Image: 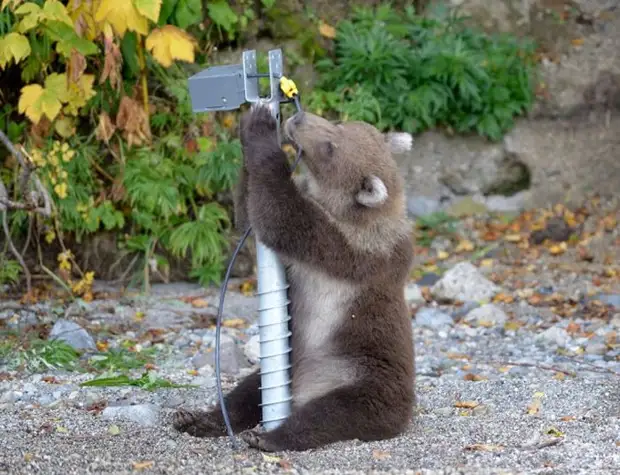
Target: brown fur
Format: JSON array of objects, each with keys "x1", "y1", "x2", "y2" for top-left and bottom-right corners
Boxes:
[{"x1": 173, "y1": 107, "x2": 415, "y2": 452}]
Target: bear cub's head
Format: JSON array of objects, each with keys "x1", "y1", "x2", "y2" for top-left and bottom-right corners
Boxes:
[{"x1": 285, "y1": 111, "x2": 405, "y2": 222}]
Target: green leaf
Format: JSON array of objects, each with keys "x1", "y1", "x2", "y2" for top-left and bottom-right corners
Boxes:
[
  {"x1": 120, "y1": 31, "x2": 141, "y2": 78},
  {"x1": 207, "y1": 0, "x2": 238, "y2": 32},
  {"x1": 44, "y1": 20, "x2": 99, "y2": 56},
  {"x1": 173, "y1": 0, "x2": 202, "y2": 29},
  {"x1": 158, "y1": 0, "x2": 178, "y2": 25},
  {"x1": 134, "y1": 0, "x2": 162, "y2": 23}
]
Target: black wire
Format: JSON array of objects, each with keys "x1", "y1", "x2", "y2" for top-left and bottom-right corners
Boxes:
[{"x1": 215, "y1": 96, "x2": 302, "y2": 449}]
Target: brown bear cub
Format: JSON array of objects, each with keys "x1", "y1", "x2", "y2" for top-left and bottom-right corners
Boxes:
[{"x1": 173, "y1": 106, "x2": 415, "y2": 452}]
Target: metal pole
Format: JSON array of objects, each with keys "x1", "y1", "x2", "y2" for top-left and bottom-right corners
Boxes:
[
  {"x1": 188, "y1": 49, "x2": 293, "y2": 432},
  {"x1": 251, "y1": 50, "x2": 292, "y2": 430}
]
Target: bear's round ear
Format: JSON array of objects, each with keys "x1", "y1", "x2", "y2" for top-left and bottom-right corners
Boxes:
[
  {"x1": 356, "y1": 175, "x2": 388, "y2": 208},
  {"x1": 322, "y1": 141, "x2": 336, "y2": 157}
]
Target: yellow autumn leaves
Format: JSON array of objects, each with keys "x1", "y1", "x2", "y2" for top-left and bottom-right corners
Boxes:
[{"x1": 1, "y1": 0, "x2": 197, "y2": 124}]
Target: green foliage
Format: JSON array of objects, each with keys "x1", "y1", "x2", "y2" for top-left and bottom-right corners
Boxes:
[
  {"x1": 87, "y1": 347, "x2": 157, "y2": 372},
  {"x1": 415, "y1": 211, "x2": 459, "y2": 247},
  {"x1": 80, "y1": 371, "x2": 195, "y2": 390},
  {"x1": 313, "y1": 4, "x2": 537, "y2": 140},
  {"x1": 1, "y1": 338, "x2": 80, "y2": 372},
  {"x1": 0, "y1": 258, "x2": 22, "y2": 285}
]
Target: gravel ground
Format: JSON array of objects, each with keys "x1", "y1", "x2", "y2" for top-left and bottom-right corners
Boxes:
[{"x1": 2, "y1": 201, "x2": 620, "y2": 474}]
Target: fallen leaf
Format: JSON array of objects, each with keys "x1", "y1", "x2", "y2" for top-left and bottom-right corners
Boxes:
[
  {"x1": 463, "y1": 373, "x2": 487, "y2": 382},
  {"x1": 240, "y1": 279, "x2": 256, "y2": 296},
  {"x1": 134, "y1": 311, "x2": 145, "y2": 321},
  {"x1": 318, "y1": 21, "x2": 336, "y2": 39},
  {"x1": 108, "y1": 424, "x2": 120, "y2": 435},
  {"x1": 42, "y1": 376, "x2": 61, "y2": 384},
  {"x1": 560, "y1": 416, "x2": 576, "y2": 422},
  {"x1": 549, "y1": 242, "x2": 567, "y2": 255},
  {"x1": 437, "y1": 250, "x2": 449, "y2": 260},
  {"x1": 372, "y1": 449, "x2": 391, "y2": 460},
  {"x1": 261, "y1": 453, "x2": 281, "y2": 463},
  {"x1": 527, "y1": 392, "x2": 544, "y2": 415},
  {"x1": 454, "y1": 400, "x2": 479, "y2": 409},
  {"x1": 455, "y1": 239, "x2": 475, "y2": 252},
  {"x1": 480, "y1": 258, "x2": 494, "y2": 267},
  {"x1": 222, "y1": 318, "x2": 247, "y2": 329},
  {"x1": 546, "y1": 427, "x2": 564, "y2": 437},
  {"x1": 571, "y1": 37, "x2": 584, "y2": 46},
  {"x1": 55, "y1": 426, "x2": 68, "y2": 433},
  {"x1": 132, "y1": 461, "x2": 154, "y2": 470},
  {"x1": 504, "y1": 234, "x2": 523, "y2": 242},
  {"x1": 96, "y1": 341, "x2": 109, "y2": 352},
  {"x1": 191, "y1": 298, "x2": 210, "y2": 309},
  {"x1": 464, "y1": 443, "x2": 504, "y2": 452},
  {"x1": 187, "y1": 369, "x2": 198, "y2": 376}
]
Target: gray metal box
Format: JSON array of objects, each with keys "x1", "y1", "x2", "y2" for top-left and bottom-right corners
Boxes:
[{"x1": 188, "y1": 64, "x2": 249, "y2": 112}]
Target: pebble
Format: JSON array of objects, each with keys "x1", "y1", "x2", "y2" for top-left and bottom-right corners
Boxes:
[
  {"x1": 205, "y1": 334, "x2": 250, "y2": 374},
  {"x1": 415, "y1": 308, "x2": 454, "y2": 328},
  {"x1": 244, "y1": 335, "x2": 261, "y2": 364},
  {"x1": 464, "y1": 304, "x2": 508, "y2": 327},
  {"x1": 405, "y1": 283, "x2": 425, "y2": 303},
  {"x1": 593, "y1": 294, "x2": 620, "y2": 309},
  {"x1": 431, "y1": 262, "x2": 500, "y2": 302},
  {"x1": 585, "y1": 341, "x2": 608, "y2": 355},
  {"x1": 101, "y1": 403, "x2": 161, "y2": 427},
  {"x1": 536, "y1": 326, "x2": 570, "y2": 348},
  {"x1": 49, "y1": 319, "x2": 96, "y2": 351}
]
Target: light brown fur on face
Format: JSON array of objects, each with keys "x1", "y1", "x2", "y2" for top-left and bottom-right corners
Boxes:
[{"x1": 173, "y1": 106, "x2": 415, "y2": 452}]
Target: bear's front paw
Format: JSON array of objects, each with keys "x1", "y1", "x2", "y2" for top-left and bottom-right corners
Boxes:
[
  {"x1": 240, "y1": 105, "x2": 278, "y2": 146},
  {"x1": 240, "y1": 429, "x2": 282, "y2": 452},
  {"x1": 172, "y1": 408, "x2": 225, "y2": 438}
]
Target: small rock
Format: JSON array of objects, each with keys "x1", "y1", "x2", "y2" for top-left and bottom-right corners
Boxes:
[
  {"x1": 435, "y1": 407, "x2": 453, "y2": 417},
  {"x1": 595, "y1": 294, "x2": 620, "y2": 309},
  {"x1": 407, "y1": 195, "x2": 442, "y2": 218},
  {"x1": 190, "y1": 352, "x2": 212, "y2": 370},
  {"x1": 415, "y1": 308, "x2": 454, "y2": 328},
  {"x1": 431, "y1": 262, "x2": 500, "y2": 302},
  {"x1": 0, "y1": 391, "x2": 20, "y2": 404},
  {"x1": 49, "y1": 319, "x2": 96, "y2": 351},
  {"x1": 244, "y1": 335, "x2": 260, "y2": 365},
  {"x1": 101, "y1": 403, "x2": 160, "y2": 427},
  {"x1": 405, "y1": 283, "x2": 425, "y2": 304},
  {"x1": 205, "y1": 334, "x2": 249, "y2": 374},
  {"x1": 585, "y1": 341, "x2": 608, "y2": 355},
  {"x1": 464, "y1": 304, "x2": 508, "y2": 327},
  {"x1": 536, "y1": 326, "x2": 570, "y2": 348},
  {"x1": 484, "y1": 191, "x2": 530, "y2": 213}
]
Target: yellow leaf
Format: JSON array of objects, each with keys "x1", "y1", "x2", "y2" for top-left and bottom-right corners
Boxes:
[
  {"x1": 95, "y1": 0, "x2": 149, "y2": 37},
  {"x1": 0, "y1": 32, "x2": 31, "y2": 68},
  {"x1": 2, "y1": 0, "x2": 22, "y2": 12},
  {"x1": 571, "y1": 37, "x2": 584, "y2": 46},
  {"x1": 42, "y1": 0, "x2": 73, "y2": 25},
  {"x1": 18, "y1": 84, "x2": 54, "y2": 123},
  {"x1": 480, "y1": 258, "x2": 494, "y2": 267},
  {"x1": 318, "y1": 21, "x2": 336, "y2": 39},
  {"x1": 108, "y1": 424, "x2": 121, "y2": 435},
  {"x1": 454, "y1": 400, "x2": 479, "y2": 409},
  {"x1": 504, "y1": 234, "x2": 522, "y2": 242},
  {"x1": 54, "y1": 116, "x2": 75, "y2": 138},
  {"x1": 261, "y1": 453, "x2": 281, "y2": 463},
  {"x1": 64, "y1": 73, "x2": 96, "y2": 115},
  {"x1": 546, "y1": 427, "x2": 564, "y2": 437},
  {"x1": 134, "y1": 0, "x2": 161, "y2": 23},
  {"x1": 437, "y1": 250, "x2": 449, "y2": 260},
  {"x1": 191, "y1": 298, "x2": 210, "y2": 308},
  {"x1": 14, "y1": 2, "x2": 43, "y2": 33},
  {"x1": 132, "y1": 461, "x2": 154, "y2": 470},
  {"x1": 44, "y1": 72, "x2": 70, "y2": 103},
  {"x1": 455, "y1": 239, "x2": 475, "y2": 252},
  {"x1": 372, "y1": 450, "x2": 391, "y2": 460},
  {"x1": 549, "y1": 242, "x2": 567, "y2": 255},
  {"x1": 145, "y1": 25, "x2": 196, "y2": 68},
  {"x1": 222, "y1": 318, "x2": 247, "y2": 329}
]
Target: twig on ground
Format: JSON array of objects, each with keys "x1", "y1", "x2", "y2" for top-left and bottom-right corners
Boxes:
[{"x1": 492, "y1": 361, "x2": 577, "y2": 377}]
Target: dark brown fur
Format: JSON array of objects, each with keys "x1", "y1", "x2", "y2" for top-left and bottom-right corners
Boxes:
[{"x1": 173, "y1": 107, "x2": 415, "y2": 452}]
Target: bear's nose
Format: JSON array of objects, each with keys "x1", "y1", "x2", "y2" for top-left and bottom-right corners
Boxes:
[{"x1": 291, "y1": 111, "x2": 305, "y2": 126}]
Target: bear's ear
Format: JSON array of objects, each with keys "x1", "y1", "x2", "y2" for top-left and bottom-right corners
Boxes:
[
  {"x1": 384, "y1": 132, "x2": 413, "y2": 154},
  {"x1": 356, "y1": 175, "x2": 388, "y2": 208},
  {"x1": 321, "y1": 141, "x2": 336, "y2": 157}
]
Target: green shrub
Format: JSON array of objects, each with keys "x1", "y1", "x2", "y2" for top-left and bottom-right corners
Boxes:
[{"x1": 312, "y1": 4, "x2": 538, "y2": 140}]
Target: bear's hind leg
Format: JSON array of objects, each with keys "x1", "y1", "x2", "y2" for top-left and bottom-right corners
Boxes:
[
  {"x1": 240, "y1": 381, "x2": 412, "y2": 451},
  {"x1": 173, "y1": 370, "x2": 261, "y2": 437}
]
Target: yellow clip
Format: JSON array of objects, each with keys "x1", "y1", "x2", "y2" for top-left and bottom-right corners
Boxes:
[{"x1": 279, "y1": 76, "x2": 298, "y2": 99}]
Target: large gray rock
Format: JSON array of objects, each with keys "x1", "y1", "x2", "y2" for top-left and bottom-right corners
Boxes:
[
  {"x1": 49, "y1": 319, "x2": 96, "y2": 351},
  {"x1": 101, "y1": 404, "x2": 161, "y2": 427},
  {"x1": 431, "y1": 262, "x2": 501, "y2": 302}
]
